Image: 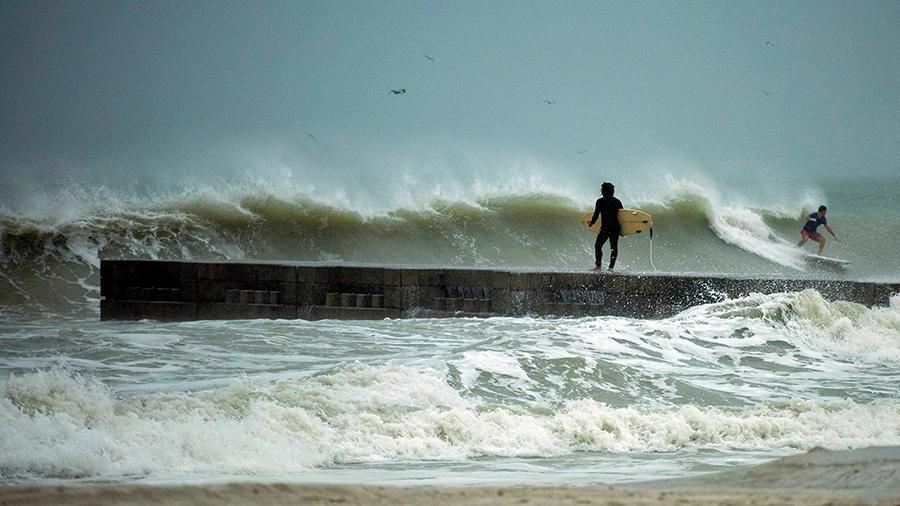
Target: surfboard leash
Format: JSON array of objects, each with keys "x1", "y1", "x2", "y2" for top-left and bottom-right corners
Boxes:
[{"x1": 649, "y1": 227, "x2": 657, "y2": 270}]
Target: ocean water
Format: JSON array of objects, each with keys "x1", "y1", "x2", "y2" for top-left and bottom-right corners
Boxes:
[{"x1": 1, "y1": 177, "x2": 899, "y2": 486}]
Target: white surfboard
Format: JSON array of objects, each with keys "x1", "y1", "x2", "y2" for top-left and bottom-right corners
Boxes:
[{"x1": 802, "y1": 253, "x2": 850, "y2": 266}]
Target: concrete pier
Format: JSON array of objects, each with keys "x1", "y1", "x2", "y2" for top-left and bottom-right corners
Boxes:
[{"x1": 100, "y1": 260, "x2": 899, "y2": 321}]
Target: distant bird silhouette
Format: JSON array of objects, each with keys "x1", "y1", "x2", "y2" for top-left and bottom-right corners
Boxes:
[
  {"x1": 305, "y1": 132, "x2": 318, "y2": 142},
  {"x1": 763, "y1": 90, "x2": 771, "y2": 96},
  {"x1": 544, "y1": 99, "x2": 556, "y2": 105},
  {"x1": 577, "y1": 150, "x2": 587, "y2": 155},
  {"x1": 424, "y1": 55, "x2": 435, "y2": 62},
  {"x1": 389, "y1": 88, "x2": 407, "y2": 95},
  {"x1": 765, "y1": 40, "x2": 775, "y2": 47}
]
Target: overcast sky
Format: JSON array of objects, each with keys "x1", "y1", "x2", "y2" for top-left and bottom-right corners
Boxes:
[{"x1": 2, "y1": 0, "x2": 898, "y2": 207}]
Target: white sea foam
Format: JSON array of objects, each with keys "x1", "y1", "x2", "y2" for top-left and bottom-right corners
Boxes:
[
  {"x1": 690, "y1": 290, "x2": 900, "y2": 364},
  {"x1": 2, "y1": 364, "x2": 898, "y2": 480}
]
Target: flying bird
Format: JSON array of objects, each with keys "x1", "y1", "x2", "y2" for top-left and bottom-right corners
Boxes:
[
  {"x1": 305, "y1": 132, "x2": 318, "y2": 142},
  {"x1": 424, "y1": 55, "x2": 435, "y2": 62},
  {"x1": 577, "y1": 150, "x2": 587, "y2": 155},
  {"x1": 763, "y1": 90, "x2": 771, "y2": 96},
  {"x1": 765, "y1": 40, "x2": 775, "y2": 47},
  {"x1": 544, "y1": 99, "x2": 556, "y2": 105},
  {"x1": 389, "y1": 88, "x2": 407, "y2": 95}
]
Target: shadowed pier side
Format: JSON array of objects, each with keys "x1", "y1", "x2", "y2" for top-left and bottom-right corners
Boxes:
[{"x1": 99, "y1": 260, "x2": 899, "y2": 321}]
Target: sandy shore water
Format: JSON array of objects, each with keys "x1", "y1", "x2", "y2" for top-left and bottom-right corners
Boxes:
[
  {"x1": 2, "y1": 447, "x2": 898, "y2": 506},
  {"x1": 0, "y1": 483, "x2": 879, "y2": 506}
]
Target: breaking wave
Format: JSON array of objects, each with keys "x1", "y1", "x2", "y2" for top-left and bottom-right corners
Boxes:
[
  {"x1": 2, "y1": 365, "x2": 898, "y2": 480},
  {"x1": 3, "y1": 179, "x2": 889, "y2": 315}
]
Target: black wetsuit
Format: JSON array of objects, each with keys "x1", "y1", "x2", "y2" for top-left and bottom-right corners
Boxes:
[{"x1": 589, "y1": 196, "x2": 623, "y2": 268}]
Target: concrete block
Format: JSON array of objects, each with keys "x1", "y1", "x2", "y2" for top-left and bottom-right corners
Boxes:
[
  {"x1": 356, "y1": 293, "x2": 371, "y2": 308},
  {"x1": 334, "y1": 267, "x2": 384, "y2": 285},
  {"x1": 474, "y1": 299, "x2": 492, "y2": 313},
  {"x1": 441, "y1": 269, "x2": 489, "y2": 287},
  {"x1": 382, "y1": 287, "x2": 400, "y2": 308},
  {"x1": 371, "y1": 294, "x2": 383, "y2": 308},
  {"x1": 100, "y1": 261, "x2": 115, "y2": 280},
  {"x1": 111, "y1": 260, "x2": 137, "y2": 279},
  {"x1": 180, "y1": 263, "x2": 198, "y2": 280},
  {"x1": 506, "y1": 273, "x2": 533, "y2": 291},
  {"x1": 546, "y1": 272, "x2": 586, "y2": 289},
  {"x1": 100, "y1": 276, "x2": 127, "y2": 300},
  {"x1": 162, "y1": 288, "x2": 182, "y2": 302},
  {"x1": 253, "y1": 290, "x2": 268, "y2": 304},
  {"x1": 293, "y1": 283, "x2": 313, "y2": 306},
  {"x1": 490, "y1": 288, "x2": 513, "y2": 315},
  {"x1": 400, "y1": 269, "x2": 426, "y2": 287},
  {"x1": 226, "y1": 289, "x2": 240, "y2": 304},
  {"x1": 197, "y1": 302, "x2": 297, "y2": 320},
  {"x1": 198, "y1": 263, "x2": 229, "y2": 280},
  {"x1": 177, "y1": 279, "x2": 197, "y2": 302},
  {"x1": 223, "y1": 264, "x2": 252, "y2": 281},
  {"x1": 256, "y1": 264, "x2": 297, "y2": 283},
  {"x1": 383, "y1": 268, "x2": 402, "y2": 286},
  {"x1": 119, "y1": 261, "x2": 181, "y2": 287},
  {"x1": 276, "y1": 283, "x2": 296, "y2": 305},
  {"x1": 313, "y1": 267, "x2": 338, "y2": 284},
  {"x1": 340, "y1": 293, "x2": 354, "y2": 307},
  {"x1": 198, "y1": 280, "x2": 228, "y2": 302},
  {"x1": 101, "y1": 300, "x2": 198, "y2": 321},
  {"x1": 296, "y1": 266, "x2": 316, "y2": 283},
  {"x1": 325, "y1": 292, "x2": 340, "y2": 306},
  {"x1": 157, "y1": 261, "x2": 183, "y2": 283}
]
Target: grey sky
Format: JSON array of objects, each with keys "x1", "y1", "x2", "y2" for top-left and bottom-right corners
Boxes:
[{"x1": 2, "y1": 0, "x2": 898, "y2": 208}]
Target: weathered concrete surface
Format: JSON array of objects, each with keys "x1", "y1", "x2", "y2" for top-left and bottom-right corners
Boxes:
[{"x1": 100, "y1": 260, "x2": 900, "y2": 321}]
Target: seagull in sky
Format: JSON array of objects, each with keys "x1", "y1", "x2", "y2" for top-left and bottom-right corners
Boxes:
[
  {"x1": 305, "y1": 132, "x2": 318, "y2": 142},
  {"x1": 763, "y1": 90, "x2": 771, "y2": 96},
  {"x1": 544, "y1": 99, "x2": 556, "y2": 105},
  {"x1": 389, "y1": 88, "x2": 407, "y2": 95},
  {"x1": 424, "y1": 55, "x2": 435, "y2": 62},
  {"x1": 765, "y1": 40, "x2": 775, "y2": 47},
  {"x1": 577, "y1": 150, "x2": 587, "y2": 155}
]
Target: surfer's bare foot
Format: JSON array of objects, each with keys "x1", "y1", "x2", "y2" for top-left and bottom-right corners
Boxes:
[
  {"x1": 590, "y1": 266, "x2": 602, "y2": 272},
  {"x1": 607, "y1": 267, "x2": 614, "y2": 272}
]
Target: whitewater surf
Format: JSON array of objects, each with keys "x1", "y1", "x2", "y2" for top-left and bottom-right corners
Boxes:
[{"x1": 1, "y1": 180, "x2": 898, "y2": 491}]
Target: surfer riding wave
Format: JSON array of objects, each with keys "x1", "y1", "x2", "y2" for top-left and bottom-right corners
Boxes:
[{"x1": 797, "y1": 205, "x2": 840, "y2": 256}]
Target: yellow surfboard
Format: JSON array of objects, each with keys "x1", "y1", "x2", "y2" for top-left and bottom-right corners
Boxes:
[{"x1": 580, "y1": 209, "x2": 653, "y2": 236}]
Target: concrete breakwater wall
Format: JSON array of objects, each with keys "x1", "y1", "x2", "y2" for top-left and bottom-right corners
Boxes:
[{"x1": 99, "y1": 260, "x2": 899, "y2": 321}]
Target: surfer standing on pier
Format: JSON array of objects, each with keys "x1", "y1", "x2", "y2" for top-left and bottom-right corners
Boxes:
[
  {"x1": 589, "y1": 182, "x2": 623, "y2": 272},
  {"x1": 797, "y1": 205, "x2": 840, "y2": 256}
]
